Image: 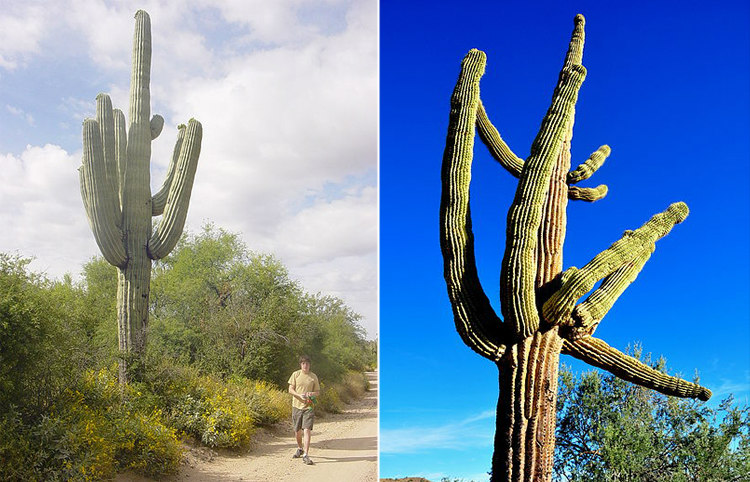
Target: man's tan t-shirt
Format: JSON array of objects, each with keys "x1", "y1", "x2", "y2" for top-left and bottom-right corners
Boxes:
[{"x1": 288, "y1": 369, "x2": 320, "y2": 410}]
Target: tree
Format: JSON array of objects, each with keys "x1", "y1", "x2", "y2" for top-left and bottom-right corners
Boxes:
[
  {"x1": 555, "y1": 352, "x2": 750, "y2": 481},
  {"x1": 147, "y1": 224, "x2": 371, "y2": 386},
  {"x1": 439, "y1": 14, "x2": 710, "y2": 481}
]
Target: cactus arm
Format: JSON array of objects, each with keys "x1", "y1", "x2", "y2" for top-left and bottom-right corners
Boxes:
[
  {"x1": 499, "y1": 31, "x2": 587, "y2": 339},
  {"x1": 147, "y1": 119, "x2": 202, "y2": 260},
  {"x1": 95, "y1": 94, "x2": 122, "y2": 225},
  {"x1": 113, "y1": 109, "x2": 127, "y2": 207},
  {"x1": 151, "y1": 124, "x2": 185, "y2": 216},
  {"x1": 568, "y1": 184, "x2": 608, "y2": 202},
  {"x1": 476, "y1": 100, "x2": 524, "y2": 177},
  {"x1": 562, "y1": 336, "x2": 712, "y2": 401},
  {"x1": 567, "y1": 145, "x2": 611, "y2": 184},
  {"x1": 566, "y1": 249, "x2": 652, "y2": 340},
  {"x1": 542, "y1": 202, "x2": 688, "y2": 325},
  {"x1": 440, "y1": 49, "x2": 509, "y2": 360},
  {"x1": 80, "y1": 119, "x2": 127, "y2": 267},
  {"x1": 150, "y1": 114, "x2": 164, "y2": 140}
]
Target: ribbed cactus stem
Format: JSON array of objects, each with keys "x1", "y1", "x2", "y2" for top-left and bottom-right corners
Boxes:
[
  {"x1": 542, "y1": 202, "x2": 688, "y2": 325},
  {"x1": 439, "y1": 14, "x2": 711, "y2": 482},
  {"x1": 567, "y1": 248, "x2": 652, "y2": 339},
  {"x1": 500, "y1": 63, "x2": 586, "y2": 339},
  {"x1": 568, "y1": 145, "x2": 611, "y2": 184},
  {"x1": 78, "y1": 10, "x2": 202, "y2": 386},
  {"x1": 476, "y1": 100, "x2": 524, "y2": 177},
  {"x1": 562, "y1": 337, "x2": 712, "y2": 401},
  {"x1": 80, "y1": 120, "x2": 127, "y2": 268},
  {"x1": 152, "y1": 124, "x2": 186, "y2": 215},
  {"x1": 567, "y1": 184, "x2": 608, "y2": 201},
  {"x1": 148, "y1": 119, "x2": 203, "y2": 259},
  {"x1": 440, "y1": 49, "x2": 507, "y2": 360}
]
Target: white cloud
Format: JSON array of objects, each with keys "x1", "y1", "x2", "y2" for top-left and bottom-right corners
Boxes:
[
  {"x1": 0, "y1": 0, "x2": 377, "y2": 337},
  {"x1": 380, "y1": 410, "x2": 496, "y2": 454},
  {"x1": 6, "y1": 105, "x2": 34, "y2": 125},
  {"x1": 0, "y1": 4, "x2": 47, "y2": 69}
]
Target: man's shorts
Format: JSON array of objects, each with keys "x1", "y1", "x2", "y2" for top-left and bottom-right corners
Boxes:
[{"x1": 292, "y1": 407, "x2": 315, "y2": 431}]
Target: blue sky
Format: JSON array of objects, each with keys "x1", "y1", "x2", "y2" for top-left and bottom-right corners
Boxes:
[
  {"x1": 0, "y1": 0, "x2": 378, "y2": 338},
  {"x1": 380, "y1": 1, "x2": 749, "y2": 480}
]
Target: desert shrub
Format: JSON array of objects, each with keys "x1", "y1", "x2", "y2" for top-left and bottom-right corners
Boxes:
[
  {"x1": 114, "y1": 409, "x2": 182, "y2": 478},
  {"x1": 315, "y1": 371, "x2": 369, "y2": 414},
  {"x1": 231, "y1": 378, "x2": 290, "y2": 426},
  {"x1": 0, "y1": 367, "x2": 182, "y2": 481},
  {"x1": 317, "y1": 381, "x2": 343, "y2": 414},
  {"x1": 169, "y1": 375, "x2": 255, "y2": 448}
]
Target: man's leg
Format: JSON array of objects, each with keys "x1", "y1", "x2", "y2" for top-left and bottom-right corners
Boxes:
[
  {"x1": 303, "y1": 428, "x2": 311, "y2": 454},
  {"x1": 296, "y1": 429, "x2": 304, "y2": 449},
  {"x1": 292, "y1": 408, "x2": 304, "y2": 458}
]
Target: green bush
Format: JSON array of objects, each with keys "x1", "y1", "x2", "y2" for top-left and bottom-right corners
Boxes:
[{"x1": 169, "y1": 375, "x2": 256, "y2": 448}]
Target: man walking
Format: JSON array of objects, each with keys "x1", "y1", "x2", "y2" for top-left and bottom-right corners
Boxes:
[{"x1": 288, "y1": 355, "x2": 320, "y2": 465}]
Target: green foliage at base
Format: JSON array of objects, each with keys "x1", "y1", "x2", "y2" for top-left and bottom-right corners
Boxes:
[
  {"x1": 0, "y1": 225, "x2": 374, "y2": 479},
  {"x1": 316, "y1": 371, "x2": 369, "y2": 414},
  {"x1": 555, "y1": 347, "x2": 750, "y2": 481},
  {"x1": 0, "y1": 367, "x2": 181, "y2": 481}
]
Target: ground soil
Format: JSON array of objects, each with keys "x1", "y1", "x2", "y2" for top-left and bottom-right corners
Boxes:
[
  {"x1": 116, "y1": 371, "x2": 378, "y2": 482},
  {"x1": 380, "y1": 479, "x2": 432, "y2": 482}
]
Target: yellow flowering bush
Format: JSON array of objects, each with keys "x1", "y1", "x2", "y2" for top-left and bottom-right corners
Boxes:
[
  {"x1": 171, "y1": 375, "x2": 256, "y2": 448},
  {"x1": 6, "y1": 366, "x2": 185, "y2": 480},
  {"x1": 233, "y1": 379, "x2": 290, "y2": 426}
]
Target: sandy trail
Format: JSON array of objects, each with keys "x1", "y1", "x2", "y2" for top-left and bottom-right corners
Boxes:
[{"x1": 122, "y1": 371, "x2": 378, "y2": 482}]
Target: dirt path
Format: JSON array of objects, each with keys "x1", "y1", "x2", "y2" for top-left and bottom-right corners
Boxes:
[{"x1": 123, "y1": 371, "x2": 377, "y2": 482}]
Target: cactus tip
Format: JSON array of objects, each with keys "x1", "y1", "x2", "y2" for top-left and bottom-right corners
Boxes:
[
  {"x1": 699, "y1": 387, "x2": 712, "y2": 401},
  {"x1": 669, "y1": 202, "x2": 689, "y2": 223},
  {"x1": 574, "y1": 13, "x2": 585, "y2": 25}
]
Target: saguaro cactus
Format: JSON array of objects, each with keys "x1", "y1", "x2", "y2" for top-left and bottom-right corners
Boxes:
[
  {"x1": 439, "y1": 15, "x2": 710, "y2": 482},
  {"x1": 79, "y1": 10, "x2": 202, "y2": 384}
]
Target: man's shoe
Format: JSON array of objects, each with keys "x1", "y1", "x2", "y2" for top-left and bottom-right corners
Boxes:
[
  {"x1": 293, "y1": 448, "x2": 304, "y2": 458},
  {"x1": 303, "y1": 455, "x2": 313, "y2": 465}
]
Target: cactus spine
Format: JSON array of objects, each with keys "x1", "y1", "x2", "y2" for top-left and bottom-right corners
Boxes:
[
  {"x1": 79, "y1": 10, "x2": 202, "y2": 385},
  {"x1": 439, "y1": 15, "x2": 710, "y2": 482}
]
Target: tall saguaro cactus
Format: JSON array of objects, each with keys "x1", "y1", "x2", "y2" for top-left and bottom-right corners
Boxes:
[
  {"x1": 79, "y1": 10, "x2": 202, "y2": 385},
  {"x1": 439, "y1": 15, "x2": 710, "y2": 481}
]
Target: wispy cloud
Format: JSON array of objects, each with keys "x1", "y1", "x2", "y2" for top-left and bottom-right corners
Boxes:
[
  {"x1": 6, "y1": 104, "x2": 34, "y2": 125},
  {"x1": 711, "y1": 370, "x2": 750, "y2": 401},
  {"x1": 380, "y1": 410, "x2": 495, "y2": 454}
]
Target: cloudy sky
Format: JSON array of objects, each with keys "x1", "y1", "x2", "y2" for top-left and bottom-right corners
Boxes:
[{"x1": 0, "y1": 0, "x2": 378, "y2": 338}]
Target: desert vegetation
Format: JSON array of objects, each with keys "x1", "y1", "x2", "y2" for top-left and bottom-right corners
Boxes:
[{"x1": 0, "y1": 225, "x2": 374, "y2": 480}]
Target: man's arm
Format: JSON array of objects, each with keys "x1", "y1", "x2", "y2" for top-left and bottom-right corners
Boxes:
[{"x1": 289, "y1": 383, "x2": 307, "y2": 402}]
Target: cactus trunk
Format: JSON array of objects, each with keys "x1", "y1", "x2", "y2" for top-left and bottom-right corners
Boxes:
[
  {"x1": 439, "y1": 14, "x2": 711, "y2": 482},
  {"x1": 79, "y1": 10, "x2": 202, "y2": 386},
  {"x1": 494, "y1": 329, "x2": 563, "y2": 480}
]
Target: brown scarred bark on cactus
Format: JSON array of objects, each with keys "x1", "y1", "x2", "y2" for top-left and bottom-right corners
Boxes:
[
  {"x1": 79, "y1": 10, "x2": 202, "y2": 387},
  {"x1": 439, "y1": 14, "x2": 711, "y2": 482}
]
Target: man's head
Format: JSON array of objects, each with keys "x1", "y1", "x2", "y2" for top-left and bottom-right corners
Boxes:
[{"x1": 299, "y1": 355, "x2": 311, "y2": 373}]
